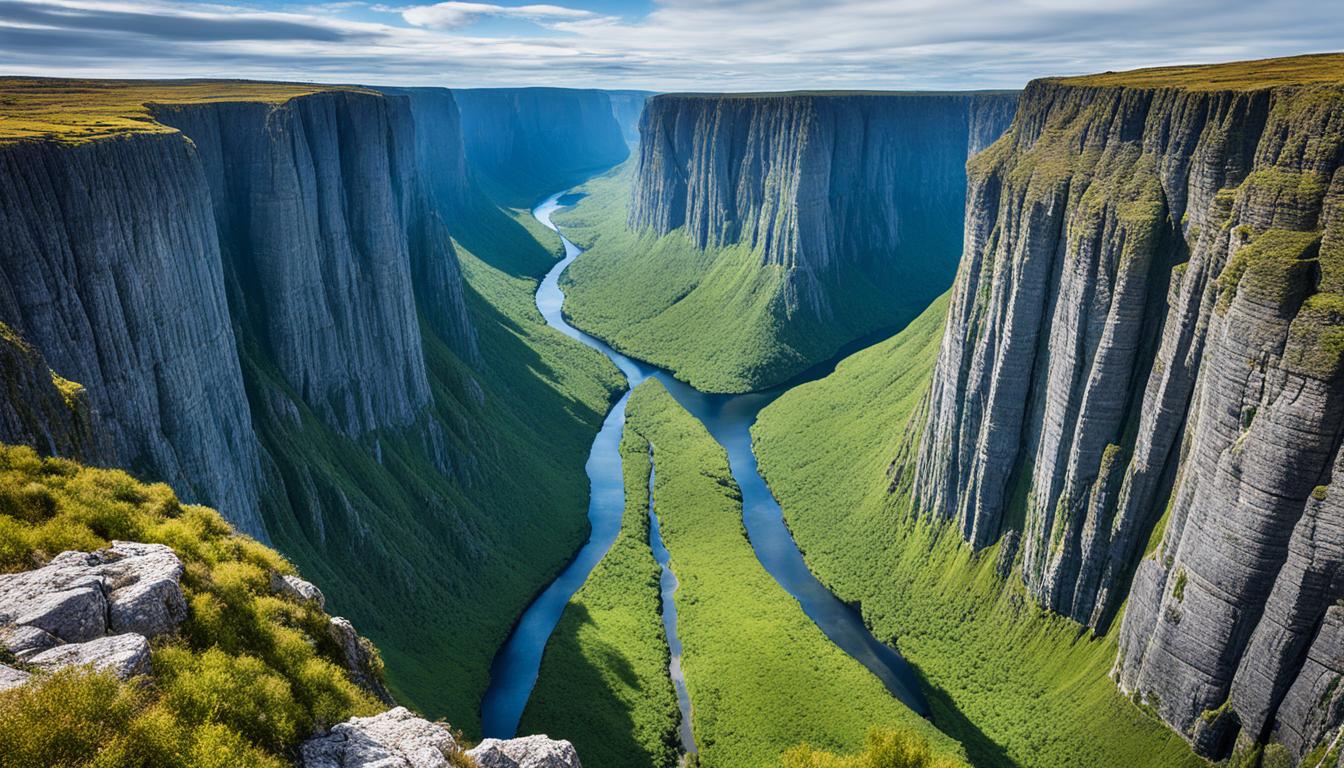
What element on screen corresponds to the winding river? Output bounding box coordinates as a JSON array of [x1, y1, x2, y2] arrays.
[[479, 191, 928, 741]]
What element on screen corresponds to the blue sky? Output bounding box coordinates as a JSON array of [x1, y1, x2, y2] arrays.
[[0, 1, 1336, 91]]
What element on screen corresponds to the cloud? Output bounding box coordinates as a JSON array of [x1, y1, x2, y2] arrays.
[[400, 1, 598, 29], [0, 0, 1334, 90]]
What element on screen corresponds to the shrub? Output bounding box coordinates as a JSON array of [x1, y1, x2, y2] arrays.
[[780, 727, 966, 768]]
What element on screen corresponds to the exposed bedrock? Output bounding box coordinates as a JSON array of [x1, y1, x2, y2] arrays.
[[0, 131, 266, 536], [451, 87, 629, 203], [0, 322, 97, 461], [909, 72, 1344, 758], [628, 92, 1018, 317]]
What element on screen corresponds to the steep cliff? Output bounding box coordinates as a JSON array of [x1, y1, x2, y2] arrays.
[[908, 53, 1344, 759], [555, 91, 1016, 393], [0, 323, 95, 461], [0, 102, 269, 536], [452, 87, 629, 205]]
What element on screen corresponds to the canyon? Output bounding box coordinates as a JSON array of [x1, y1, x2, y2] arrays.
[[2, 52, 1343, 768]]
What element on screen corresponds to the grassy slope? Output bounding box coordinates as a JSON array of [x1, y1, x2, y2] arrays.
[[520, 422, 681, 768], [554, 164, 931, 394], [752, 296, 1204, 768], [0, 445, 389, 768], [1053, 52, 1344, 89], [0, 78, 366, 143], [249, 195, 624, 735], [625, 380, 964, 768]]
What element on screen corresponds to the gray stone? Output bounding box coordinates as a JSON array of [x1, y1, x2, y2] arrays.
[[468, 735, 582, 768], [329, 617, 395, 705], [1, 624, 60, 660], [300, 707, 458, 768], [0, 663, 30, 691], [27, 633, 151, 679], [272, 573, 326, 610]]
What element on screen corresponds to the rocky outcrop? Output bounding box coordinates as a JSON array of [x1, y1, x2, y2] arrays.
[[0, 541, 185, 680], [468, 735, 582, 768], [908, 57, 1344, 759], [272, 572, 326, 610], [0, 131, 266, 535], [629, 92, 1017, 317], [0, 322, 96, 461], [301, 708, 581, 768], [452, 87, 628, 203], [328, 615, 395, 705]]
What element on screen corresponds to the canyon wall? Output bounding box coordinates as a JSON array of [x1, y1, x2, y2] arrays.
[[629, 92, 1018, 317], [606, 89, 653, 146], [0, 85, 480, 537], [0, 130, 268, 536], [452, 87, 629, 203], [909, 63, 1344, 759]]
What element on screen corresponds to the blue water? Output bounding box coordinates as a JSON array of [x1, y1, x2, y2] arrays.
[[647, 458, 697, 754], [478, 191, 928, 741]]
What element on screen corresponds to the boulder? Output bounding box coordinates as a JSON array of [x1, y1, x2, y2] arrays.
[[1, 624, 60, 660], [27, 633, 151, 679], [300, 707, 459, 768], [468, 735, 582, 768], [0, 663, 30, 692], [0, 541, 186, 644], [271, 572, 326, 610]]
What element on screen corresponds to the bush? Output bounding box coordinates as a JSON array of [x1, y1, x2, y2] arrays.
[[780, 727, 966, 768]]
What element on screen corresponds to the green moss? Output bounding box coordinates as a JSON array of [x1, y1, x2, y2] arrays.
[[1283, 292, 1344, 379], [0, 444, 382, 766], [753, 299, 1203, 768], [1053, 53, 1344, 91], [521, 429, 681, 768], [1172, 569, 1188, 602], [1215, 228, 1321, 312], [625, 381, 961, 768]]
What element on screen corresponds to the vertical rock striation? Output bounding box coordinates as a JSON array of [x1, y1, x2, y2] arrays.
[[908, 55, 1344, 759], [0, 131, 266, 536], [0, 322, 96, 461], [605, 90, 654, 147], [629, 92, 1018, 317]]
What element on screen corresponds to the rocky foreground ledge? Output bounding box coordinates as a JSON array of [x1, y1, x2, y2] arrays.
[[0, 541, 580, 768]]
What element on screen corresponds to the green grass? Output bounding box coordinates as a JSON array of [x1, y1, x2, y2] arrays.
[[1053, 52, 1344, 90], [752, 296, 1204, 768], [555, 163, 952, 393], [0, 78, 367, 143], [0, 444, 387, 767], [624, 380, 964, 768], [520, 422, 681, 768], [245, 188, 624, 736], [782, 727, 968, 768]]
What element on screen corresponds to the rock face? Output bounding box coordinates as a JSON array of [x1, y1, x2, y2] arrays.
[[0, 322, 96, 461], [452, 87, 629, 203], [468, 735, 582, 768], [328, 615, 395, 705], [0, 130, 266, 536], [0, 541, 186, 680], [629, 92, 1018, 318], [908, 61, 1344, 759]]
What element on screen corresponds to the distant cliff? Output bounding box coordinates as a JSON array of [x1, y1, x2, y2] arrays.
[[452, 87, 629, 204], [630, 92, 1017, 318], [606, 90, 653, 146], [908, 54, 1344, 760]]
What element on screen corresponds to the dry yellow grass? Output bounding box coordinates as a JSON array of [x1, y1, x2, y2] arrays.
[[0, 77, 372, 144], [1055, 52, 1344, 91]]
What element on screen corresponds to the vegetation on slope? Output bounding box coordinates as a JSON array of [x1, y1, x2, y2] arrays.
[[624, 380, 964, 768], [0, 444, 385, 767], [0, 78, 365, 143], [782, 727, 965, 768], [1054, 52, 1344, 90], [752, 297, 1204, 768], [247, 191, 623, 735], [520, 423, 680, 768], [555, 164, 937, 393]]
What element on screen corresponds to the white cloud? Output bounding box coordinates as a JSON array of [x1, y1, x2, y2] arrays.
[[0, 0, 1333, 90], [400, 1, 598, 29]]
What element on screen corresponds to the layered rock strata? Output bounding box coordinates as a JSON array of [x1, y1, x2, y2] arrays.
[[0, 322, 96, 461], [629, 92, 1018, 316], [908, 56, 1344, 758]]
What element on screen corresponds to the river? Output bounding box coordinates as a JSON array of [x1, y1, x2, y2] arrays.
[[478, 191, 928, 741]]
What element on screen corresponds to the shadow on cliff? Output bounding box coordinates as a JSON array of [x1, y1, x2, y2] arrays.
[[520, 602, 677, 768], [915, 665, 1014, 768], [450, 188, 563, 279]]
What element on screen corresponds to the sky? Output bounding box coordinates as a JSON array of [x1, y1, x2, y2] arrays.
[[0, 0, 1337, 91]]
